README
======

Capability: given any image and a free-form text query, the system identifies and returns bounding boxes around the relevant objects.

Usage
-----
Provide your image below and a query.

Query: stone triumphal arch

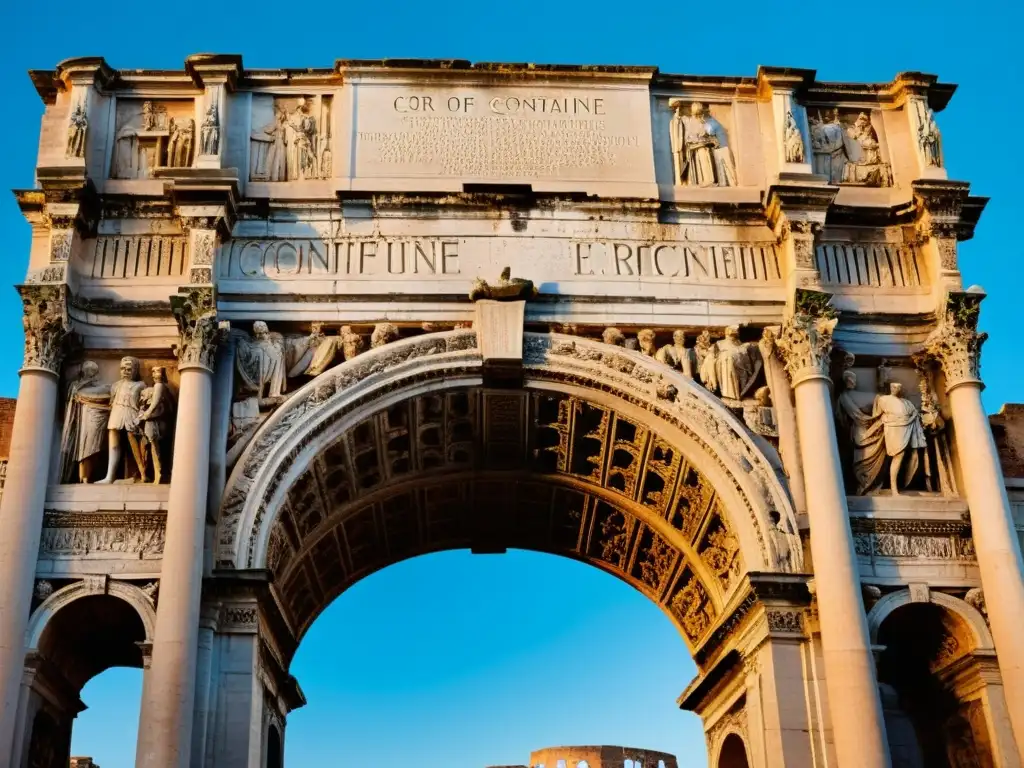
[0,54,1021,768]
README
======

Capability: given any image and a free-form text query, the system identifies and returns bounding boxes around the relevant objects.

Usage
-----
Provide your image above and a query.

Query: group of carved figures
[59,357,176,484]
[250,98,331,182]
[835,360,957,496]
[809,109,894,187]
[668,100,738,187]
[110,100,219,179]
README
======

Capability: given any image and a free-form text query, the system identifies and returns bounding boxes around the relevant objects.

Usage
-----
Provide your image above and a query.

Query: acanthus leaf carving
[918,291,987,391]
[776,290,837,385]
[171,287,226,372]
[18,284,70,374]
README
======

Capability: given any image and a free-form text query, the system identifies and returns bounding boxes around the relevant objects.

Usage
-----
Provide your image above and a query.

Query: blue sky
[0,1,1019,766]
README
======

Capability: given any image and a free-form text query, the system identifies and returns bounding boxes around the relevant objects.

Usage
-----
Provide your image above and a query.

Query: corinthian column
[136,288,225,768]
[776,289,891,768]
[0,285,69,762]
[921,289,1024,750]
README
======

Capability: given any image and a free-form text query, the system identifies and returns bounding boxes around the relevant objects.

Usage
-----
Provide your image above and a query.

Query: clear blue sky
[0,1,1019,766]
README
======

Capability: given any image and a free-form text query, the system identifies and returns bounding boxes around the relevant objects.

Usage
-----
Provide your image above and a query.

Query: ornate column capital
[170,287,228,373]
[917,289,988,392]
[16,284,71,375]
[775,289,838,386]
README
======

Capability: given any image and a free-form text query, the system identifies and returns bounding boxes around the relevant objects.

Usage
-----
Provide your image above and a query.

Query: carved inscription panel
[351,83,655,184]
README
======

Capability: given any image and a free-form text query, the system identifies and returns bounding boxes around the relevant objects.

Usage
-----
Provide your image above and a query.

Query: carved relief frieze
[39,511,166,557]
[110,99,196,178]
[667,100,738,187]
[809,108,892,187]
[249,94,333,182]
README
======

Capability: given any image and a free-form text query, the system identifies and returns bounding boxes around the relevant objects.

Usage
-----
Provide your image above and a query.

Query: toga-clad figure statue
[655,330,698,379]
[873,381,926,495]
[699,326,762,401]
[236,321,287,400]
[59,361,110,483]
[97,356,146,484]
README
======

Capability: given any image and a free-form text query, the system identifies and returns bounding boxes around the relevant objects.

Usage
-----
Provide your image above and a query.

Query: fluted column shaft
[923,292,1024,750]
[778,298,891,768]
[136,289,222,768]
[0,286,68,763]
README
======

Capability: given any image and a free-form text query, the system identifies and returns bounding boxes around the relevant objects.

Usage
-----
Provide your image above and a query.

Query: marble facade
[0,54,1019,768]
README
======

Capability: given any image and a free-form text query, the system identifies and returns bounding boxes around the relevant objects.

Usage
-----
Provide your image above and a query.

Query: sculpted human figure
[252,105,287,181]
[66,101,88,159]
[636,329,657,356]
[835,369,886,494]
[810,109,847,183]
[783,110,805,164]
[917,102,942,167]
[655,330,698,378]
[340,326,365,361]
[669,100,737,187]
[872,381,927,495]
[699,326,762,401]
[371,323,400,349]
[842,112,892,186]
[200,102,219,156]
[236,321,287,400]
[59,361,111,483]
[743,386,778,437]
[172,119,194,167]
[138,366,175,484]
[602,327,626,347]
[919,377,958,495]
[97,356,146,484]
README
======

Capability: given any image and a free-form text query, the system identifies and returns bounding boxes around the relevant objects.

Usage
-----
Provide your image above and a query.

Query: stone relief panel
[835,356,957,496]
[809,108,893,187]
[249,94,333,182]
[110,99,196,179]
[59,357,178,484]
[667,100,737,187]
[38,511,166,558]
[852,519,974,562]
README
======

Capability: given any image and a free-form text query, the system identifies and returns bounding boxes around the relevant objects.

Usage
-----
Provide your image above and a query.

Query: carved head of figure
[755,385,772,408]
[296,97,310,114]
[151,366,166,384]
[690,101,705,118]
[119,356,140,381]
[842,369,857,391]
[725,325,741,342]
[602,327,625,347]
[854,112,871,132]
[889,381,904,398]
[252,321,270,340]
[637,329,656,355]
[672,329,687,346]
[370,323,399,349]
[80,360,99,384]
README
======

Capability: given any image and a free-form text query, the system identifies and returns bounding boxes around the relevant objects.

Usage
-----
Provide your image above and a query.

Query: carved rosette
[919,291,987,391]
[776,290,838,386]
[17,284,70,374]
[171,287,225,372]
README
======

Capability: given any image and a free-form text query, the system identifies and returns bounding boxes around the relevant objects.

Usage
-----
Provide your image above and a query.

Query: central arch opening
[283,549,705,766]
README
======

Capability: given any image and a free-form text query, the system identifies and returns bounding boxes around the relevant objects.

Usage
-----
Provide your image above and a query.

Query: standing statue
[97,356,146,484]
[841,113,892,187]
[59,361,110,483]
[809,109,847,184]
[699,326,762,401]
[783,110,805,164]
[200,102,219,156]
[655,330,698,379]
[167,118,194,167]
[916,102,942,168]
[668,100,737,188]
[66,101,88,159]
[873,381,927,496]
[138,366,175,484]
[918,377,958,495]
[236,321,287,400]
[835,369,886,494]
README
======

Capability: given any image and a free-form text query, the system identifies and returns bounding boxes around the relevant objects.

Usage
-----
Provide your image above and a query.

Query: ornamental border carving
[217,332,800,585]
[39,511,167,557]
